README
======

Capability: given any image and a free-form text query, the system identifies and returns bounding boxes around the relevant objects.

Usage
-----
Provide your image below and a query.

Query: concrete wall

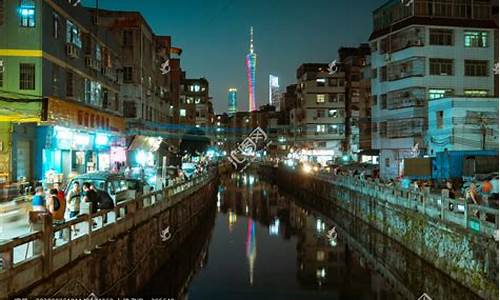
[261,165,498,300]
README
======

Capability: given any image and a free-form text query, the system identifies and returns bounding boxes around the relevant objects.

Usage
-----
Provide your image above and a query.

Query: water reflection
[145,172,481,300]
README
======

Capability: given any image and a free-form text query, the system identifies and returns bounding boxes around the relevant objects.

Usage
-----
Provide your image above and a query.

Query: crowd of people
[30,181,115,240]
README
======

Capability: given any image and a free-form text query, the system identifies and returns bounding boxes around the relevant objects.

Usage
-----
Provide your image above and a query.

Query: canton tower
[246,27,257,112]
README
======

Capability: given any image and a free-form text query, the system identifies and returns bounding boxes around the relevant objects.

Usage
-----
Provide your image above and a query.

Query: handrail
[0,169,216,278]
[261,163,498,239]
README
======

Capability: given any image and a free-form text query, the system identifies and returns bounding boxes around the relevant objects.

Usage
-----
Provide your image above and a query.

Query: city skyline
[81,0,384,114]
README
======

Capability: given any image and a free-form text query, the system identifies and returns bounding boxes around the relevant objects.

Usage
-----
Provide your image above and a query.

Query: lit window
[436,111,444,129]
[180,109,186,117]
[190,84,201,92]
[464,89,488,97]
[464,31,488,48]
[316,78,326,87]
[316,251,325,262]
[316,125,326,133]
[428,88,454,99]
[66,20,82,48]
[328,109,338,118]
[316,94,326,103]
[195,97,201,104]
[19,3,35,28]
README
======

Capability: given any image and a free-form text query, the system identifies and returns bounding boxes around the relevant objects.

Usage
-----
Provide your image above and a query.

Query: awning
[128,135,162,152]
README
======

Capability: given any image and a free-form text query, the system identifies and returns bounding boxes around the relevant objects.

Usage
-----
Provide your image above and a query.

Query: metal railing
[0,170,215,285]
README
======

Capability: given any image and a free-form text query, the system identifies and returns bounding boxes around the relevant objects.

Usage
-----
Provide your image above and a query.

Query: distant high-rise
[269,75,280,110]
[246,27,257,112]
[228,88,238,115]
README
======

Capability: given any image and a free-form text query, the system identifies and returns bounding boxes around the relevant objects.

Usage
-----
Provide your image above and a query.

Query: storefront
[33,97,125,184]
[127,135,162,185]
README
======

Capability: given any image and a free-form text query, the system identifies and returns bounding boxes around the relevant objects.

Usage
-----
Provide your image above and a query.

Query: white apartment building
[291,63,346,163]
[369,0,497,179]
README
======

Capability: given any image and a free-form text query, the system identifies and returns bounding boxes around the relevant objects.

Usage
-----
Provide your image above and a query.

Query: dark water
[142,172,481,300]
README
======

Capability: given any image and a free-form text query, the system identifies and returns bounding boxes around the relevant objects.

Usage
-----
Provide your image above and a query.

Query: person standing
[66,182,81,219]
[47,188,66,240]
[82,182,99,215]
[31,186,46,212]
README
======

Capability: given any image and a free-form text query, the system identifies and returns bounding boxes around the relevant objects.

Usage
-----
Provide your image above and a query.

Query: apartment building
[369,0,497,178]
[292,63,346,163]
[338,44,371,161]
[0,0,124,183]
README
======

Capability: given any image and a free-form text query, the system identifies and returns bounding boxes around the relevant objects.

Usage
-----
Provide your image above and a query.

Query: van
[65,172,129,205]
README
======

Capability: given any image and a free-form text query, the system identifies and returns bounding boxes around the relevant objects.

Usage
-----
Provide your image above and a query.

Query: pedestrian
[82,182,99,215]
[31,186,46,212]
[490,175,499,200]
[95,188,114,224]
[66,182,81,219]
[466,182,480,205]
[47,188,66,240]
[53,182,65,206]
[445,180,458,199]
[412,181,420,193]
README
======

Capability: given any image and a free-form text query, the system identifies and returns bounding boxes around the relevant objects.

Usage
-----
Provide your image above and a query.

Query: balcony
[387,57,425,81]
[386,118,425,138]
[380,27,425,54]
[373,0,492,32]
[387,87,425,110]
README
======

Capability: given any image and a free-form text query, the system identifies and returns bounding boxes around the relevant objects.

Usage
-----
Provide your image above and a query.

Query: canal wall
[258,165,498,300]
[0,173,217,299]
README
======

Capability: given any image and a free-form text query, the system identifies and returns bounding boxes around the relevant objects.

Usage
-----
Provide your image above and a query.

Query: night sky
[82,0,386,114]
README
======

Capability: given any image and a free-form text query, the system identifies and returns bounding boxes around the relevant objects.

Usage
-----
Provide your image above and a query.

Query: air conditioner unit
[65,44,78,59]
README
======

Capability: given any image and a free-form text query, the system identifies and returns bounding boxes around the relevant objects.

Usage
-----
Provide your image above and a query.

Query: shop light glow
[95,133,109,146]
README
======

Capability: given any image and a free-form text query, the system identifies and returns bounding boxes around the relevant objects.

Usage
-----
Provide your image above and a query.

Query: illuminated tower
[246,27,257,112]
[228,88,238,115]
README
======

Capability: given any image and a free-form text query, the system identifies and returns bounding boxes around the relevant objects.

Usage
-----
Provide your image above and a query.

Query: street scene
[0,0,498,299]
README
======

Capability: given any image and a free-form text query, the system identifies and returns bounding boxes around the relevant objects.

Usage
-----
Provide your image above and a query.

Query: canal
[141,172,482,300]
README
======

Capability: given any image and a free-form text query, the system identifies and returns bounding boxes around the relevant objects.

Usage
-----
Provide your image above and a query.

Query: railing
[0,171,215,282]
[313,172,498,239]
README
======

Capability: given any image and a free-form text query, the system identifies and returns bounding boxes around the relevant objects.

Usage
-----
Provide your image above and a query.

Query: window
[316,124,327,133]
[123,30,133,47]
[195,97,201,104]
[430,58,453,75]
[337,94,345,102]
[372,95,378,105]
[381,94,387,109]
[428,88,454,99]
[372,122,378,133]
[429,29,453,46]
[328,109,338,118]
[316,94,326,103]
[436,111,444,129]
[464,60,488,76]
[77,111,83,125]
[0,60,3,87]
[316,110,325,118]
[180,109,186,117]
[371,68,378,79]
[51,64,59,95]
[52,12,60,39]
[338,79,344,86]
[380,66,387,82]
[95,44,102,62]
[0,0,4,26]
[328,124,339,134]
[385,158,390,167]
[66,71,74,97]
[19,63,35,90]
[464,89,488,97]
[190,84,201,92]
[328,78,337,87]
[123,67,133,82]
[66,20,81,48]
[19,2,35,28]
[464,31,488,48]
[316,78,326,87]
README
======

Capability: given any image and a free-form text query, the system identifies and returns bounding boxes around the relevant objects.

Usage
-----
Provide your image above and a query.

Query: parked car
[65,172,129,205]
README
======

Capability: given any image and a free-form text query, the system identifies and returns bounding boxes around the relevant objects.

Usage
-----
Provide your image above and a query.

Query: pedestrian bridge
[0,170,218,299]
